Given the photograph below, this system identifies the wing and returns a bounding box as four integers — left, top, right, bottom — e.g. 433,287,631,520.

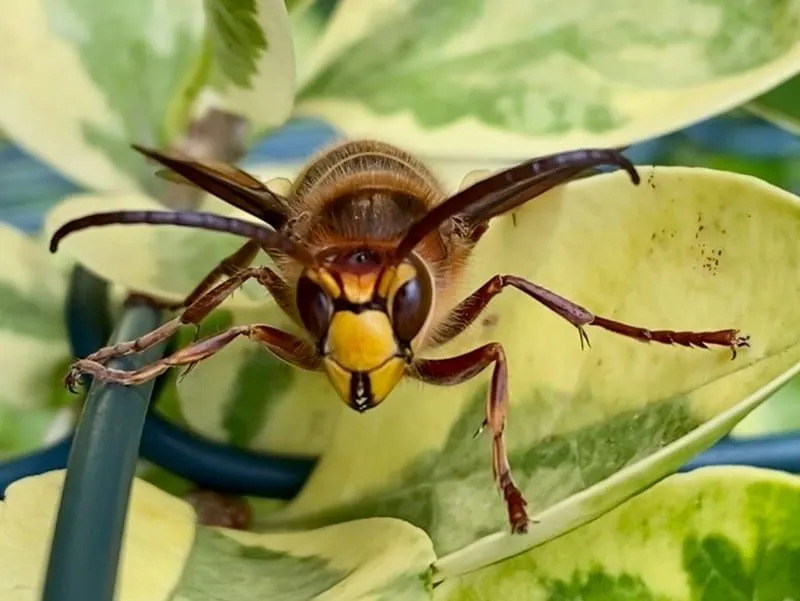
133,144,291,230
393,148,640,260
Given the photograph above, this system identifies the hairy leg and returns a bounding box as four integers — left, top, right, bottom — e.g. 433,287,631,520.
410,343,528,534
175,240,261,310
74,266,264,373
433,274,750,357
175,240,297,318
68,323,319,389
72,263,298,367
66,265,299,392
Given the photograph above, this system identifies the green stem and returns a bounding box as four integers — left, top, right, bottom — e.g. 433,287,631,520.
42,302,166,601
163,35,213,145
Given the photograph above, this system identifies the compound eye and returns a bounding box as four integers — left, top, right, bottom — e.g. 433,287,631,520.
391,273,432,344
296,275,333,340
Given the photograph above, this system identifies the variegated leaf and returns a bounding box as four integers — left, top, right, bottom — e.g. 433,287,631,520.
0,0,204,191
201,0,296,136
294,0,800,159
248,166,800,575
0,470,436,601
41,160,800,574
435,466,800,597
0,470,196,601
0,0,296,193
0,223,75,458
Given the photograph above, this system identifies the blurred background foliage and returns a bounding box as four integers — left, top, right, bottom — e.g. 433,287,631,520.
3,0,800,596
2,0,800,468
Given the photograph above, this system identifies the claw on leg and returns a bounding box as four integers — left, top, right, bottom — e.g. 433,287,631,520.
64,364,87,393
473,418,488,439
499,469,529,534
577,326,591,350
177,361,200,383
730,333,751,360
67,359,116,386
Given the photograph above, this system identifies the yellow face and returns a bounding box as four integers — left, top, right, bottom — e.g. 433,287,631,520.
323,310,407,411
296,252,433,412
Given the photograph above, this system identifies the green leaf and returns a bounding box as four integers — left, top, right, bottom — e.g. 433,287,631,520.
289,0,337,82
204,0,267,87
294,0,800,159
0,470,436,600
253,166,800,574
434,466,800,598
172,519,435,600
746,74,800,135
732,374,800,438
203,0,297,134
0,0,205,191
0,224,75,457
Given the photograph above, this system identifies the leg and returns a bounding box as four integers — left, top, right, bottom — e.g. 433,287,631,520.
256,267,299,324
71,265,296,376
177,240,298,315
433,275,750,358
72,266,264,378
411,344,529,534
70,323,319,388
166,240,261,310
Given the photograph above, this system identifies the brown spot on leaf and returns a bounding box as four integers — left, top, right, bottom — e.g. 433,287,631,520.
482,314,499,328
184,490,252,530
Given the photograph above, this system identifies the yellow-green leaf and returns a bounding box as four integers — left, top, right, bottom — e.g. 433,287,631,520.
0,470,196,601
172,518,435,600
0,470,436,601
435,466,800,598
294,0,800,159
0,0,205,191
0,224,74,457
41,159,800,574
159,305,339,455
253,166,800,574
746,74,800,135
